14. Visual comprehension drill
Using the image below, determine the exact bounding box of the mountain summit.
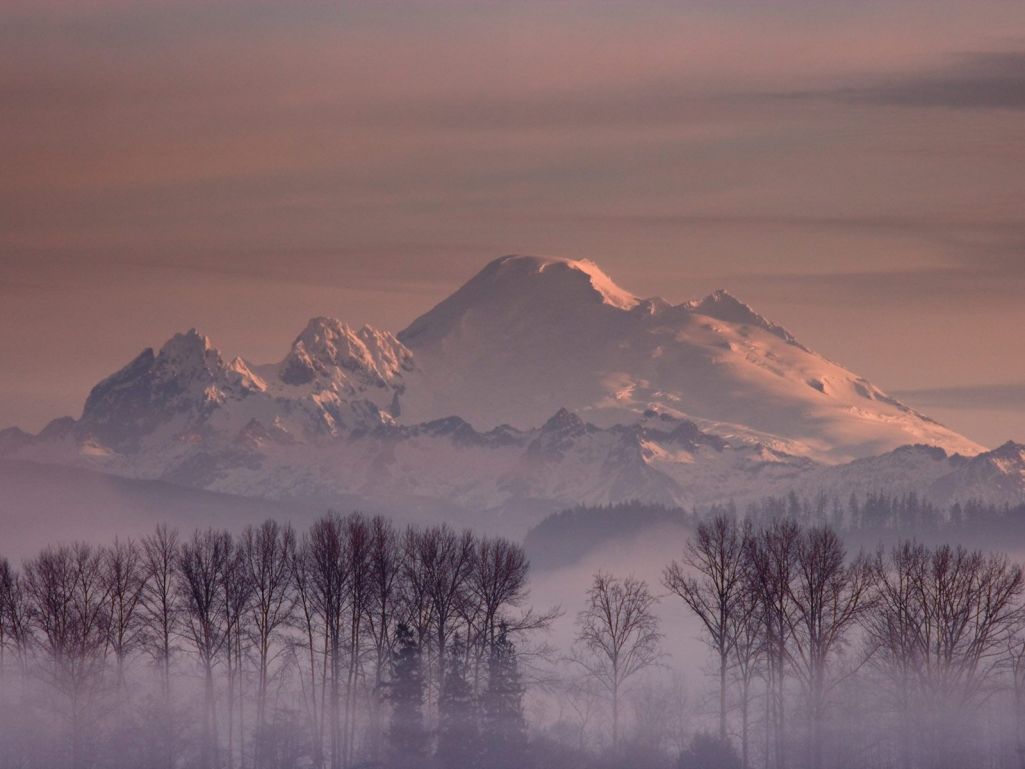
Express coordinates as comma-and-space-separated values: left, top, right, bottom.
399, 255, 640, 348
398, 255, 980, 461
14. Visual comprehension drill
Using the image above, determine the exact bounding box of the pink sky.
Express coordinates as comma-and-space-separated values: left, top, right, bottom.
2, 1, 1025, 446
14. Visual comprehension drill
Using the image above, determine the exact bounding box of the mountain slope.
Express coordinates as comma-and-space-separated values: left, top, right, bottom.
398, 255, 981, 462
4, 254, 1017, 537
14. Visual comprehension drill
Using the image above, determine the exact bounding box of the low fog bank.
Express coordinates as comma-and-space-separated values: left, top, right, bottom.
0, 459, 318, 558
0, 459, 497, 559
3, 488, 1025, 767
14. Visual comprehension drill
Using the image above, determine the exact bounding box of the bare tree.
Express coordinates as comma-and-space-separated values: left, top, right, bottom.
304, 514, 349, 769
221, 536, 253, 769
864, 541, 928, 769
343, 513, 372, 766
367, 516, 403, 688
470, 536, 530, 652
399, 527, 433, 666
920, 546, 1023, 707
867, 542, 1025, 769
729, 578, 764, 769
291, 529, 326, 769
103, 538, 146, 687
23, 543, 111, 769
140, 525, 181, 698
139, 525, 181, 769
422, 526, 475, 668
0, 557, 31, 679
365, 516, 404, 759
239, 519, 296, 764
573, 572, 662, 752
1007, 630, 1025, 769
918, 545, 1022, 769
177, 528, 232, 769
746, 518, 800, 769
788, 526, 873, 769
410, 523, 475, 721
664, 514, 751, 744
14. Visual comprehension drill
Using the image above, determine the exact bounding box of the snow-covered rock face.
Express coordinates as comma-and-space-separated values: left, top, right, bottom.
399, 255, 639, 350
279, 317, 412, 389
77, 330, 267, 452
271, 317, 414, 430
683, 289, 808, 350
399, 254, 981, 462
69, 320, 413, 455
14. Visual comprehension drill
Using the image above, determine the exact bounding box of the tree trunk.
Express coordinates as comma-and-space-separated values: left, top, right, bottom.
204, 662, 216, 769
330, 627, 341, 769
763, 673, 771, 769
720, 649, 728, 742
741, 679, 750, 769
238, 628, 246, 769
612, 678, 620, 753
776, 638, 786, 769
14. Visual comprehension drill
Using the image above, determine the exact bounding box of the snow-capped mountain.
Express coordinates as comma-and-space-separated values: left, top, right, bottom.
4, 254, 1022, 534
70, 318, 414, 454
764, 441, 1025, 509
398, 255, 980, 462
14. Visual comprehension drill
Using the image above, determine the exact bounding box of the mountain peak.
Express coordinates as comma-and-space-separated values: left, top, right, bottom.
151, 328, 257, 386
686, 289, 807, 350
489, 255, 640, 311
399, 254, 641, 348
158, 328, 214, 360
989, 440, 1025, 461
281, 316, 412, 388
541, 407, 586, 433
701, 287, 746, 306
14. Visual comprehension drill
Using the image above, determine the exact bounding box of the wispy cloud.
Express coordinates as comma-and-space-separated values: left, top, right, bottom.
725, 264, 1025, 307
811, 50, 1025, 111
894, 383, 1025, 410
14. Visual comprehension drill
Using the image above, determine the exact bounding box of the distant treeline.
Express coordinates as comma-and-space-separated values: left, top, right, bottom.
721, 491, 1025, 549
524, 502, 689, 569
526, 493, 1025, 569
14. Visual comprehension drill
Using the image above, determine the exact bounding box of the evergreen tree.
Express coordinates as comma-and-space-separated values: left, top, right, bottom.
387, 623, 427, 769
436, 634, 480, 769
480, 624, 528, 769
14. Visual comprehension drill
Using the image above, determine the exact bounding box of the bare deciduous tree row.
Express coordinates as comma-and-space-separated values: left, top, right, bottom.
4, 510, 1025, 769
0, 514, 541, 769
665, 515, 1025, 769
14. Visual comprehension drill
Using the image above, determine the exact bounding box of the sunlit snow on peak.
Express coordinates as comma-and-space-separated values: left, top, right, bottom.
494, 255, 641, 310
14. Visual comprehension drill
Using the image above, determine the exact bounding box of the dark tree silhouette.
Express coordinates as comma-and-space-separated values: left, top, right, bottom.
574, 572, 662, 753
387, 623, 428, 769
436, 633, 480, 769
480, 624, 528, 769
664, 514, 751, 744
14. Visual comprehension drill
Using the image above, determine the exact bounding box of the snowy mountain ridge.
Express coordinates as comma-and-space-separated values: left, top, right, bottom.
4, 254, 1020, 533
397, 255, 979, 461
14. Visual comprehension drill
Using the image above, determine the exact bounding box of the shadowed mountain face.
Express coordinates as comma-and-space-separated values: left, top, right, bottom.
4, 256, 1019, 536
